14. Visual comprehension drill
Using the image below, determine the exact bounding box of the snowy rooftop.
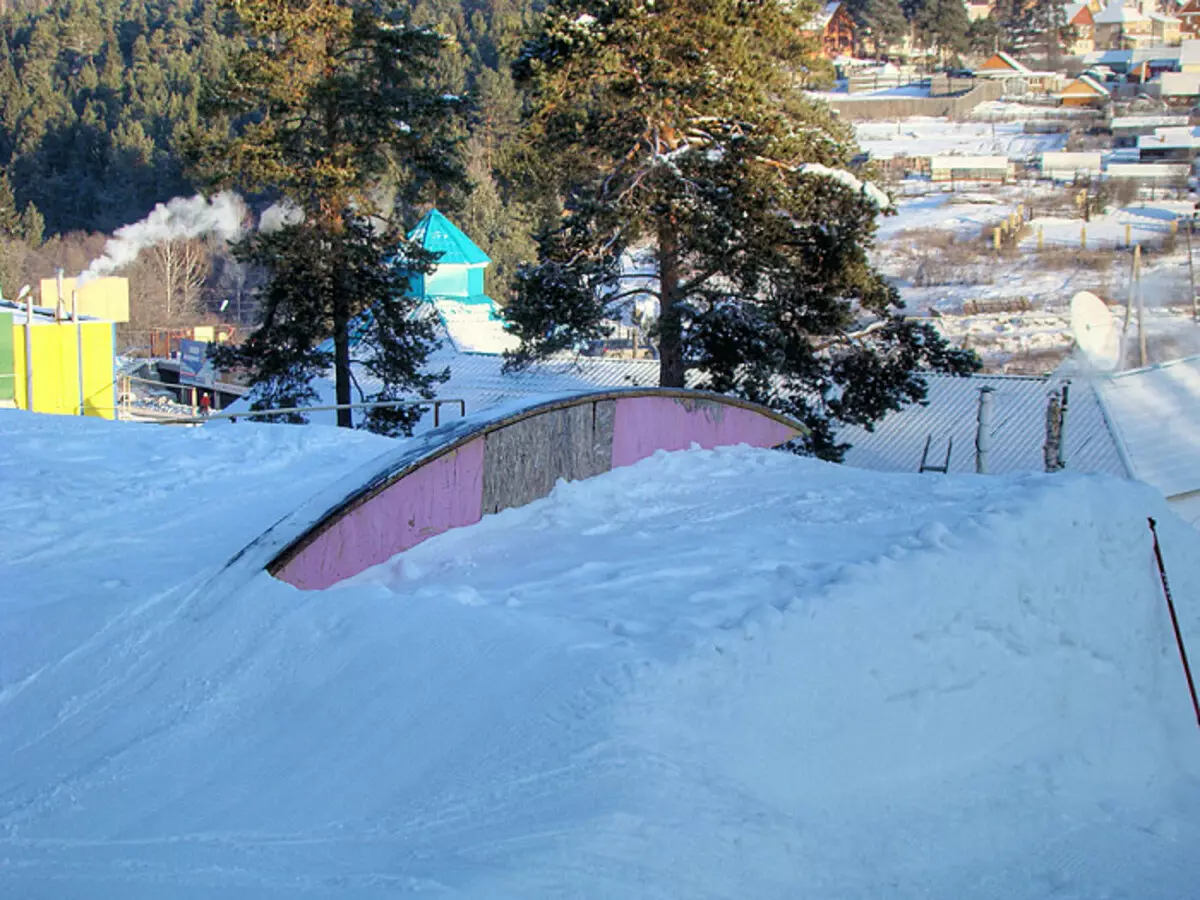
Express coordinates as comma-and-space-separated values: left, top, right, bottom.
1137, 125, 1200, 150
1095, 0, 1149, 24
1096, 354, 1200, 499
430, 297, 521, 354
1181, 39, 1200, 68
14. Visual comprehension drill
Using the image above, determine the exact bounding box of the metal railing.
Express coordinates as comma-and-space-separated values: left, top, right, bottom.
149, 398, 468, 427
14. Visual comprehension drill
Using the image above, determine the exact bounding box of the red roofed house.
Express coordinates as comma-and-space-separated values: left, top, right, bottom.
1180, 0, 1200, 37
806, 1, 856, 59
1063, 3, 1097, 55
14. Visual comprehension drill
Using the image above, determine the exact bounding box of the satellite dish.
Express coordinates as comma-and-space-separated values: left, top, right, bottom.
1070, 291, 1120, 372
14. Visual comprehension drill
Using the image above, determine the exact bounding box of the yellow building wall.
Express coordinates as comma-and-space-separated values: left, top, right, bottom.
10, 320, 116, 419
39, 276, 130, 324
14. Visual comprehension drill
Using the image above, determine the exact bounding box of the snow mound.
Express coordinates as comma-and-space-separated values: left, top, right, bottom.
1, 411, 1199, 898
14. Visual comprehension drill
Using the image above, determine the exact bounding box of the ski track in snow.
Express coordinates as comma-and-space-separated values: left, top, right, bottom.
1, 410, 1199, 898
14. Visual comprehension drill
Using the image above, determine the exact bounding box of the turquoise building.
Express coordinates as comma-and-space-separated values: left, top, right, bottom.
408, 209, 491, 303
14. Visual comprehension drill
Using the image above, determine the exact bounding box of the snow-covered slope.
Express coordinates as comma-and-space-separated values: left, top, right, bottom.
1, 410, 1199, 899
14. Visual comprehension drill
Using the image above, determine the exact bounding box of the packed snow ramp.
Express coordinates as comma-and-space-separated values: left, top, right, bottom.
266, 389, 805, 590
2, 411, 1200, 898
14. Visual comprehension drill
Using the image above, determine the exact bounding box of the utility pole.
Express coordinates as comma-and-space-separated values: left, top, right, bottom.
1188, 215, 1198, 322
1137, 244, 1147, 368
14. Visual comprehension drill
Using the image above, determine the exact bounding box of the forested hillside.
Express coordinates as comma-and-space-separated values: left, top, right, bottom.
0, 0, 540, 301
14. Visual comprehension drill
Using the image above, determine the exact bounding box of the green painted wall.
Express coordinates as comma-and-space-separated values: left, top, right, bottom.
0, 312, 13, 402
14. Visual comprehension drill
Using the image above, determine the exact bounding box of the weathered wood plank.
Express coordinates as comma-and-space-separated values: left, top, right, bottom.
481, 399, 615, 515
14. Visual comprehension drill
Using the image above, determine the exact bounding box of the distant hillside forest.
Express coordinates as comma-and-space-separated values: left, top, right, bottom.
0, 0, 543, 305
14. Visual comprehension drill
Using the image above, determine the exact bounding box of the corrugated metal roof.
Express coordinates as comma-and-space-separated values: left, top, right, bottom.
1094, 355, 1200, 498
408, 209, 490, 266
838, 373, 1129, 478
421, 348, 670, 416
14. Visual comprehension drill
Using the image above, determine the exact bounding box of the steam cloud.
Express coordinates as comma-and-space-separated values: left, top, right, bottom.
258, 200, 304, 234
78, 193, 246, 286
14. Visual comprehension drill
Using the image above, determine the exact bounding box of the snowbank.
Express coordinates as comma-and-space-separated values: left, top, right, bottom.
1, 411, 1199, 898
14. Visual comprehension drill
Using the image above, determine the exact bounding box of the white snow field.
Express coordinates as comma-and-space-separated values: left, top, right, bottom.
2, 410, 1200, 899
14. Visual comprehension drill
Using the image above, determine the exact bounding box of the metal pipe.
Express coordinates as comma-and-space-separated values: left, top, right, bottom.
72, 290, 84, 416
975, 386, 995, 475
54, 267, 64, 323
1056, 382, 1069, 471
147, 397, 469, 425
23, 289, 33, 411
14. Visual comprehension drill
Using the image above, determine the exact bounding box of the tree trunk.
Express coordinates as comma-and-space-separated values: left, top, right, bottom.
332, 284, 353, 428
657, 218, 686, 388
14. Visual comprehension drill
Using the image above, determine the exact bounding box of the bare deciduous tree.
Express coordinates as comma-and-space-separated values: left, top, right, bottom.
149, 238, 212, 323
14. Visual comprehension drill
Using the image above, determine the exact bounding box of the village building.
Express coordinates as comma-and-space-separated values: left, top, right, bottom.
1150, 10, 1183, 42
1064, 3, 1098, 55
973, 52, 1060, 96
1136, 124, 1200, 159
1111, 113, 1192, 146
1040, 151, 1104, 180
1057, 74, 1111, 106
1179, 37, 1200, 71
1094, 0, 1154, 49
966, 0, 994, 21
930, 156, 1012, 183
1157, 69, 1200, 102
805, 2, 855, 60
1180, 0, 1200, 36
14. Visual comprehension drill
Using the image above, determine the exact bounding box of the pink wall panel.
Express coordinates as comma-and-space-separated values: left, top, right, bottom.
276, 439, 486, 590
611, 396, 802, 468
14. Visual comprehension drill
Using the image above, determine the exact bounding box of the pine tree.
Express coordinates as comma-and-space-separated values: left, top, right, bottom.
19, 201, 43, 245
189, 0, 464, 431
848, 0, 909, 57
504, 0, 979, 459
910, 0, 970, 57
0, 172, 19, 237
215, 213, 446, 434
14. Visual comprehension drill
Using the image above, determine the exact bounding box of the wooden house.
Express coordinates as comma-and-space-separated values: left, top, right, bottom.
1063, 3, 1097, 55
805, 2, 856, 59
1180, 0, 1200, 37
1058, 74, 1111, 107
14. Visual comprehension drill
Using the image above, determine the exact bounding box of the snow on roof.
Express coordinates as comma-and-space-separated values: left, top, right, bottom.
977, 51, 1033, 74
1136, 125, 1200, 150
930, 156, 1011, 169
1094, 0, 1149, 24
430, 296, 521, 355
408, 208, 490, 267
838, 372, 1128, 479
0, 299, 110, 325
1041, 151, 1103, 168
1157, 71, 1200, 96
1111, 114, 1191, 131
1149, 12, 1181, 23
1064, 75, 1110, 96
1180, 39, 1200, 67
807, 0, 842, 30
1095, 355, 1200, 498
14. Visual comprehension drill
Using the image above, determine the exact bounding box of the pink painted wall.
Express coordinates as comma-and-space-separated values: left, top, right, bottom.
611, 396, 802, 468
275, 439, 486, 590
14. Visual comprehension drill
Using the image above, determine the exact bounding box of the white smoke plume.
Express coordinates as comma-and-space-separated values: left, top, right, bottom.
77, 192, 246, 286
258, 200, 304, 234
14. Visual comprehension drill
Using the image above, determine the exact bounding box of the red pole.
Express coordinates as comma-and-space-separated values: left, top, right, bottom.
1148, 517, 1200, 728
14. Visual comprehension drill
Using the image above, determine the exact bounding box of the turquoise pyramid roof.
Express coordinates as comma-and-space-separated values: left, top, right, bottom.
407, 209, 490, 266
